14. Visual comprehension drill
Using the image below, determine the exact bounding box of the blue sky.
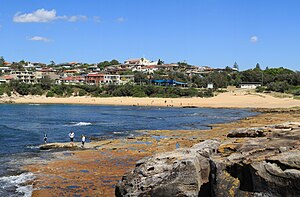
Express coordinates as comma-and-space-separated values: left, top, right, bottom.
0, 0, 299, 70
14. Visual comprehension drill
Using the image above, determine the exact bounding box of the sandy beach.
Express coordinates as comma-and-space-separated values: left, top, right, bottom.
2, 90, 300, 108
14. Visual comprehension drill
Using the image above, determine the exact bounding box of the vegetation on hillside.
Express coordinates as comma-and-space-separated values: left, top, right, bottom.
0, 81, 213, 98
1, 56, 300, 98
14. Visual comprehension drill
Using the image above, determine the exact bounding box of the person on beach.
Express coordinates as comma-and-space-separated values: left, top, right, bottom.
44, 133, 47, 144
69, 131, 75, 143
81, 135, 86, 148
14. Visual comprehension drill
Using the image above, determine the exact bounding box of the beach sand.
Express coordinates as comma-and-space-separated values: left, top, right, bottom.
3, 89, 300, 108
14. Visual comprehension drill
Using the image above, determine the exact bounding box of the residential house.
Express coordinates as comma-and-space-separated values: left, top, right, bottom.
37, 69, 60, 81
85, 73, 105, 85
0, 75, 14, 84
124, 58, 158, 66
63, 70, 79, 77
0, 67, 12, 73
103, 74, 121, 85
156, 64, 179, 71
239, 82, 261, 89
58, 76, 85, 85
3, 62, 12, 67
10, 71, 37, 84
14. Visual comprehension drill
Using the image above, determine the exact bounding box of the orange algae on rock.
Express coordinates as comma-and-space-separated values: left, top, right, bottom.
23, 111, 300, 196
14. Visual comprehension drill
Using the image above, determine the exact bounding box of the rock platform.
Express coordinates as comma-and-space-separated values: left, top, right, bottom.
116, 122, 300, 197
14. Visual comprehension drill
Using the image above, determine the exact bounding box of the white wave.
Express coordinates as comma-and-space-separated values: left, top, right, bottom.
16, 185, 33, 197
113, 131, 125, 134
0, 172, 34, 197
71, 122, 92, 126
26, 145, 39, 149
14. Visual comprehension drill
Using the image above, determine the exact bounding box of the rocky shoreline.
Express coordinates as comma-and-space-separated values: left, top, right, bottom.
116, 122, 300, 197
23, 109, 300, 196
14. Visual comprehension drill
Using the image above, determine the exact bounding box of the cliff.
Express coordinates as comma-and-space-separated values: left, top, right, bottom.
116, 122, 300, 197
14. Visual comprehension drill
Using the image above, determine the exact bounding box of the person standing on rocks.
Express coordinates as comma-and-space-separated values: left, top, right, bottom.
43, 133, 47, 144
69, 131, 75, 143
81, 135, 86, 148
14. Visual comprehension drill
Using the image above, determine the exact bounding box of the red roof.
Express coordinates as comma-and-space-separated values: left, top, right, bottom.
86, 73, 105, 77
2, 75, 14, 80
62, 76, 84, 81
145, 65, 157, 69
64, 70, 77, 73
41, 68, 53, 72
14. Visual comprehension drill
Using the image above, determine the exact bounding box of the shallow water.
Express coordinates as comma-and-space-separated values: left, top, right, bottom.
0, 104, 258, 195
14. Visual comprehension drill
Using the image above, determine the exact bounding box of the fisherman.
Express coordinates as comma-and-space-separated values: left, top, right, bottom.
81, 135, 86, 148
44, 133, 47, 144
69, 131, 75, 143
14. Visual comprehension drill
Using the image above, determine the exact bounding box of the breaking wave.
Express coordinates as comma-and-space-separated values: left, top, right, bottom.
70, 122, 92, 126
0, 172, 35, 197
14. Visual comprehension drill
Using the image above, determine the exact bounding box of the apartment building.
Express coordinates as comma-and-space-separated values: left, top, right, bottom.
10, 71, 40, 84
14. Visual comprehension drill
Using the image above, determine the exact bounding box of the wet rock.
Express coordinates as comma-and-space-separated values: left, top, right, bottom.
227, 127, 267, 138
255, 107, 300, 114
39, 143, 82, 150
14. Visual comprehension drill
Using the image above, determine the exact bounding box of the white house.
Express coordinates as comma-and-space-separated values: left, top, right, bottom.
10, 71, 37, 84
124, 58, 158, 66
207, 83, 214, 89
103, 75, 121, 85
239, 82, 261, 89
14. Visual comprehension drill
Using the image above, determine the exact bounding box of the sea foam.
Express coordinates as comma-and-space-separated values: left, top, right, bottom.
71, 122, 92, 126
0, 172, 34, 197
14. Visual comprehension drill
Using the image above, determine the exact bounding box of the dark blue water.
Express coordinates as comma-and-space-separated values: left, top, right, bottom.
0, 104, 258, 196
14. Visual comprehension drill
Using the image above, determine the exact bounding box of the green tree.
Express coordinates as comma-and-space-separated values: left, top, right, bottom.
134, 72, 148, 84
225, 66, 233, 72
97, 61, 111, 69
0, 56, 5, 67
78, 89, 87, 96
50, 61, 55, 67
255, 63, 261, 70
233, 62, 239, 70
266, 81, 290, 93
19, 60, 26, 65
240, 69, 262, 82
46, 91, 54, 97
110, 59, 120, 65
40, 76, 53, 90
158, 59, 164, 65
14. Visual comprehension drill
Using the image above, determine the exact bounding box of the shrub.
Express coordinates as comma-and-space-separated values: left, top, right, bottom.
198, 89, 213, 97
0, 87, 4, 95
266, 81, 290, 93
16, 83, 30, 95
78, 89, 87, 96
6, 90, 11, 97
133, 91, 147, 97
46, 91, 54, 97
291, 88, 300, 96
30, 85, 43, 95
256, 86, 266, 93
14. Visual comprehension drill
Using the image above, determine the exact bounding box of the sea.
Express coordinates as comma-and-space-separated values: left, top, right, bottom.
0, 104, 258, 196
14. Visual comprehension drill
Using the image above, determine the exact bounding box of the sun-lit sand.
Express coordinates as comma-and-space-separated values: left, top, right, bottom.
2, 89, 300, 108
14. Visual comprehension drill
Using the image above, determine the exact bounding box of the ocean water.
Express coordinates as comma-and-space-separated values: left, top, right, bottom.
0, 104, 258, 196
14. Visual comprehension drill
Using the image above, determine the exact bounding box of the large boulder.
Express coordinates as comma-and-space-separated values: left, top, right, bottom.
116, 123, 300, 197
115, 140, 220, 197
